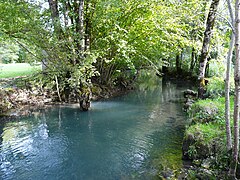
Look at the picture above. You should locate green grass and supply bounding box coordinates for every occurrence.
[0,63,41,78]
[188,96,234,124]
[195,97,234,110]
[186,122,224,143]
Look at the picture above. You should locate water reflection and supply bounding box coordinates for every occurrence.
[0,76,192,179]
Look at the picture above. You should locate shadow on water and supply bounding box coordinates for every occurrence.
[0,72,194,180]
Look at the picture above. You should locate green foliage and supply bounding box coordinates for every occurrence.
[28,51,98,101]
[187,123,224,144]
[0,0,46,43]
[68,59,99,90]
[206,19,231,78]
[206,77,234,98]
[91,0,206,84]
[185,122,230,171]
[0,0,231,101]
[0,41,19,63]
[0,39,33,64]
[188,145,198,159]
[188,96,234,124]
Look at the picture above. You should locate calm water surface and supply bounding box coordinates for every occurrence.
[0,77,191,180]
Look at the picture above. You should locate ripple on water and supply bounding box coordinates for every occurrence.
[0,79,190,179]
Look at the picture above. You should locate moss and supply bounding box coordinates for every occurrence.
[193,97,234,111]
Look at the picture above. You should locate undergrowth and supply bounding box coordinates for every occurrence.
[184,78,234,176]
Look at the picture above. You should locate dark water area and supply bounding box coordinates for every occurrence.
[0,75,193,180]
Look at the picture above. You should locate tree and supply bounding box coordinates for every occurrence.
[229,0,240,177]
[0,0,213,110]
[48,0,61,35]
[90,0,206,84]
[44,0,96,110]
[225,0,234,152]
[198,0,220,99]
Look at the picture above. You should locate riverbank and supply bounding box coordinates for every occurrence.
[0,76,134,118]
[181,97,229,179]
[180,77,236,179]
[145,76,237,179]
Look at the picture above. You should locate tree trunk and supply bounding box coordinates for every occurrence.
[198,0,220,99]
[79,0,85,52]
[78,88,91,111]
[230,0,240,178]
[225,32,234,152]
[176,54,181,75]
[74,0,85,52]
[190,47,196,75]
[48,0,62,35]
[66,1,74,26]
[84,1,91,51]
[62,2,69,27]
[225,0,235,152]
[73,0,85,62]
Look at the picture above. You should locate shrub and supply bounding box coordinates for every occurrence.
[188,97,231,124]
[206,77,234,98]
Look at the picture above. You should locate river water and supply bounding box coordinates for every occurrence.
[0,76,192,180]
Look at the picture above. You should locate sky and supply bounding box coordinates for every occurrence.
[27,0,49,10]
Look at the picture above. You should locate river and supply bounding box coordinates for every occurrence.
[0,75,192,180]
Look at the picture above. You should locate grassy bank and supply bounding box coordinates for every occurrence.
[183,90,234,178]
[0,63,41,78]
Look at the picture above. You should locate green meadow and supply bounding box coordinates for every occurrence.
[0,63,41,78]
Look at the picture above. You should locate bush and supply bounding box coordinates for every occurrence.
[206,77,234,98]
[188,97,233,124]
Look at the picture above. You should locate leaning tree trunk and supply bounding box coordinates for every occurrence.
[198,0,220,99]
[230,0,240,177]
[225,0,235,152]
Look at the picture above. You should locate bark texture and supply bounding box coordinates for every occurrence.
[230,0,240,178]
[225,33,234,151]
[198,0,220,98]
[48,0,62,34]
[225,0,235,152]
[84,1,91,51]
[190,48,196,75]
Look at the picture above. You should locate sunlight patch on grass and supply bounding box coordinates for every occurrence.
[0,63,41,78]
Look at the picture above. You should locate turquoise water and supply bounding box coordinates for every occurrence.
[0,78,190,180]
